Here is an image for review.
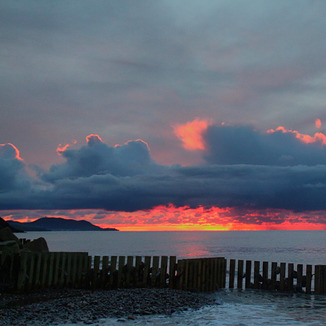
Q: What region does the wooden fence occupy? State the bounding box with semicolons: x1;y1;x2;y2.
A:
226;259;326;295
0;252;325;294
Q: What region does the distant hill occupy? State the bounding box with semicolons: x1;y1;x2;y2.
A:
6;217;119;232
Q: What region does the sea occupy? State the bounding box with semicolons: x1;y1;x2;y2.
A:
17;231;326;326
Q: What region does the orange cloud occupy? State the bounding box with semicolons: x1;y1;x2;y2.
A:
57;143;70;155
115;139;150;151
315;118;322;129
267;126;326;145
56;140;77;155
86;134;103;144
174;119;211;150
0;143;23;161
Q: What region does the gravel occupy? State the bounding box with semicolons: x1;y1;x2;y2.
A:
0;288;217;325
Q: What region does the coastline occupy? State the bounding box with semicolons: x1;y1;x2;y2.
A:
0;288;217;325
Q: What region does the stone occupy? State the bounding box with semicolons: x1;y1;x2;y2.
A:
0;227;19;243
0;240;20;254
22;237;49;252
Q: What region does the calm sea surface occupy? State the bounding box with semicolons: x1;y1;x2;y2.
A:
18;231;326;326
18;230;326;265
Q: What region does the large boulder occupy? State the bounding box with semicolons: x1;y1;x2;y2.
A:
0;240;20;255
22;237;49;252
0;217;22;233
0;227;20;255
0;227;19;243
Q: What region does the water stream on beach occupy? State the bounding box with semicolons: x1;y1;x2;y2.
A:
61;290;326;326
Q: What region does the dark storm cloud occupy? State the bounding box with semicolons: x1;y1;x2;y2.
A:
0;144;32;209
10;164;326;212
204;125;326;166
43;136;155;182
2;128;326;215
0;144;27;189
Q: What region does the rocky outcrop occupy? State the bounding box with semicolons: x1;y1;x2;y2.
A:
0;227;20;254
0;224;49;254
22;237;49;252
0;217;22;233
0;227;19;243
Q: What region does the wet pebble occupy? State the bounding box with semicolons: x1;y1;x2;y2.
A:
0;288;216;325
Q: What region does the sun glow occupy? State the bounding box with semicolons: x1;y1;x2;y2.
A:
69;205;326;231
4;205;326;231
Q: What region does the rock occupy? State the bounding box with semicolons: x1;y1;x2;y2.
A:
0;240;20;254
22;237;49;252
0;217;23;233
0;227;19;243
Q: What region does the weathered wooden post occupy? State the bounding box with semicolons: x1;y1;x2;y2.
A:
229;259;236;288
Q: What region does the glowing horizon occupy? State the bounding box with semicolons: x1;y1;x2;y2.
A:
4;205;326;231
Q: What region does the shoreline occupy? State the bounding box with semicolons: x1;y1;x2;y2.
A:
0;288;217;325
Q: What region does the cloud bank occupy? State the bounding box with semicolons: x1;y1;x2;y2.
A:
1;125;326;224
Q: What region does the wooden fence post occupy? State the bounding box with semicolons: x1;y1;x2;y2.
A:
41;253;49;288
237;260;244;289
17;253;28;291
306;264;312;294
118;256;125;288
222;258;227;289
297;264;303;291
65;253;72;287
245;260;252;289
47;253;54;288
152;256;159;287
53;253;61;287
160;256;168;288
101;256;109;288
125;256;133;287
288;263;294;291
229;259;235;289
262;261;268;289
253;261;260;289
271;262;277;290
135;256;142;287
26;253;35;291
279;263;286;291
143;256;151;287
177;259;185;290
169;256;177;289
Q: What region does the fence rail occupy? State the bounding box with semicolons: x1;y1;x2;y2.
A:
0;252;325;294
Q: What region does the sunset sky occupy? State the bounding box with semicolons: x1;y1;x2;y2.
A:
1;0;326;230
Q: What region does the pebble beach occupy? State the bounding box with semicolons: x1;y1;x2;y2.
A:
0;288;217;325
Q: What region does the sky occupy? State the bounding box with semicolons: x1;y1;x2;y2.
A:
1;0;326;230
